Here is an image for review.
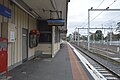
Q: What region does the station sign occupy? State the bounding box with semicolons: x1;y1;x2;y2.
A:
47;19;65;26
0;4;11;18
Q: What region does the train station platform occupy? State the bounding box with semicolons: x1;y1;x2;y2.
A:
7;42;92;80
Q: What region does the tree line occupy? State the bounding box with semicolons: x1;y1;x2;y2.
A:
67;30;120;41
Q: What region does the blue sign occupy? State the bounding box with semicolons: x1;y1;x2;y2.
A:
0;4;11;18
47;19;65;26
47;19;64;22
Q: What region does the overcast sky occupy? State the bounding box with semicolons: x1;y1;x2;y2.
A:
67;0;120;36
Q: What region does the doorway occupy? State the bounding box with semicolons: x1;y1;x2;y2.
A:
22;28;28;62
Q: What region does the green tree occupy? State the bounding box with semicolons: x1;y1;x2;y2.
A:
95;30;103;41
111;33;120;41
116;33;120;40
90;33;95;41
105;32;116;41
81;35;87;40
116;22;120;32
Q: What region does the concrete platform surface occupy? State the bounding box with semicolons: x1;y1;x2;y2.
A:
5;43;91;80
8;43;72;80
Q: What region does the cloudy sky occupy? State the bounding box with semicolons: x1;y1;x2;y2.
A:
67;0;120;36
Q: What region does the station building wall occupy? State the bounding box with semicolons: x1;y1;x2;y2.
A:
0;0;37;69
36;26;61;58
52;26;60;57
36;20;61;58
0;0;62;70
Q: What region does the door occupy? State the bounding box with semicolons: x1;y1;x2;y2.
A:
22;28;28;62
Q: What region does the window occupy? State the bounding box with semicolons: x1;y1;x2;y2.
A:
39;33;52;43
37;20;52;43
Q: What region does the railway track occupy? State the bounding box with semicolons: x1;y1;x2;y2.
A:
71;43;120;80
89;47;120;63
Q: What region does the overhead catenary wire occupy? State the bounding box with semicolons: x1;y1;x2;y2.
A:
81;0;117;28
108;0;117;7
81;10;105;28
78;0;105;28
90;0;117;22
90;13;120;34
96;0;105;9
90;10;104;22
96;14;120;26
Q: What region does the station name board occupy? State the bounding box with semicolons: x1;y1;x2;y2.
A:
0;4;11;18
47;19;65;26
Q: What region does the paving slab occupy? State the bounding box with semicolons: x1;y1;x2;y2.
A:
8;43;72;80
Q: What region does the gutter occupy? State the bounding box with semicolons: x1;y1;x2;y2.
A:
11;0;41;19
11;0;35;18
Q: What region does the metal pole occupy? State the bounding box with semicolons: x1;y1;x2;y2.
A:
87;8;120;49
110;33;112;44
102;24;103;44
71;34;72;42
77;28;80;46
93;33;95;48
110;26;112;45
88;9;90;50
75;28;76;42
104;28;105;44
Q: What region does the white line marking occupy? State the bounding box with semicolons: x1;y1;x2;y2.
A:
111;58;120;60
99;71;109;73
97;69;106;71
68;43;107;80
102;73;112;76
105;77;118;79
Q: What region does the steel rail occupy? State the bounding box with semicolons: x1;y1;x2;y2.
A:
72;43;120;79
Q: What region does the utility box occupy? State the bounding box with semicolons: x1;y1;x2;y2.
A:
0;38;8;76
1;22;16;42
